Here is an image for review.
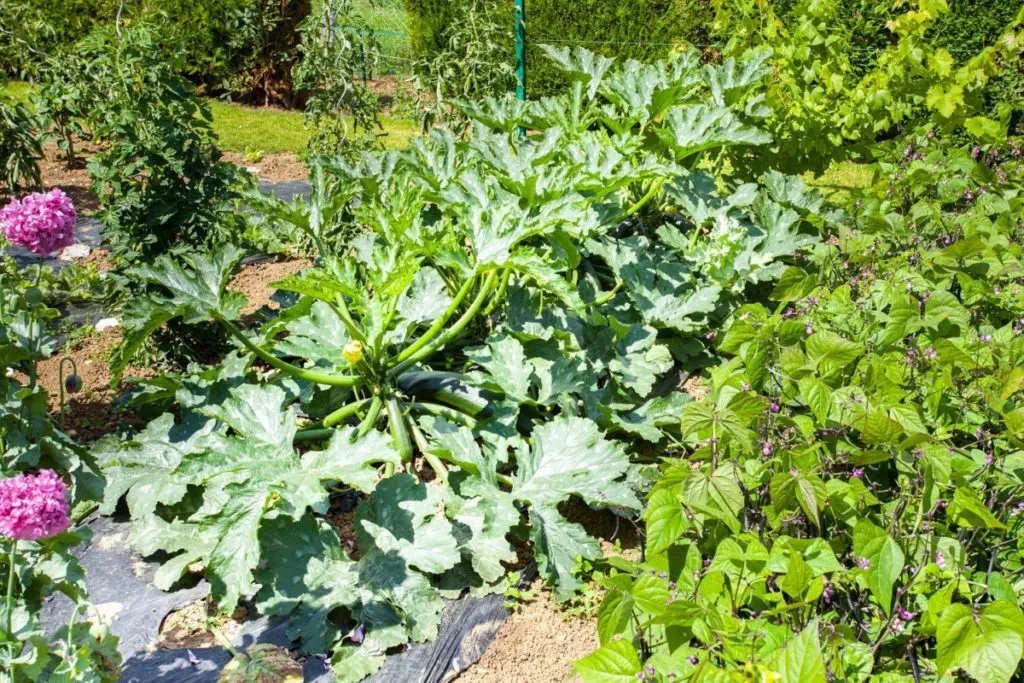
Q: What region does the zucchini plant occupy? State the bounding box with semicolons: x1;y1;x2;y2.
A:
99;45;829;681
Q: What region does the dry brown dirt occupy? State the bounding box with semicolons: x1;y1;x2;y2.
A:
36;144;100;214
457;583;597;683
221;151;309;182
32;143;309;206
229;258;310;315
26;329;150;442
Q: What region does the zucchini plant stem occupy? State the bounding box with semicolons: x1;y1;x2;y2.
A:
482;269;511;316
395;274;479;364
323;398;372;428
593;280;623;306
615;178;665;224
218;317;363;388
389;271;499;377
330;295;367;346
410;422;448;484
407;401;478;428
357;396;383;436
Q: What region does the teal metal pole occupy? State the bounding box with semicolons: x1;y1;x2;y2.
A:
515;0;526;101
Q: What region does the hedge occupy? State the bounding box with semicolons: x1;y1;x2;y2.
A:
406;0;1024;101
404;0;715;98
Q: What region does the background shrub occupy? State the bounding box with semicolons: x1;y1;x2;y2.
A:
0;0;310;104
81;24;248;261
405;0;715;98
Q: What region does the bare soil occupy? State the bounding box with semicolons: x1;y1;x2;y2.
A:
221;151;309;182
683;373;708;400
159;599;249;650
36;144;100;214
33;143;310;207
458;504;639;683
80;247;114;272
26;330;151;442
457;583;597;683
229;258;310;315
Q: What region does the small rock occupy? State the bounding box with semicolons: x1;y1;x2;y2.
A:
86;601;124;624
95;317;120;333
60;244;92;261
245;166;261;175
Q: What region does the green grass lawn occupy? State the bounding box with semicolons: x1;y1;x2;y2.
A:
206;99;419;154
2;80;419;154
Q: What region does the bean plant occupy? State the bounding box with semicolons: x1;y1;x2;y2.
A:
716;0;1024;174
575;137;1024;681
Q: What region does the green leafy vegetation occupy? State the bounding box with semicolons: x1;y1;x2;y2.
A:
575;107;1024;683
97;46;829;681
6;1;1024;681
0;80;418;155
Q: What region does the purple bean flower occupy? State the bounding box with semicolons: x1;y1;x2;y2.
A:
935;551;946;569
896;607;915;621
805;324;814;336
0;470;71;540
857;557;871;569
851;468;863;479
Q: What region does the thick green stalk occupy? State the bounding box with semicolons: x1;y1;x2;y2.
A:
593;280;623;306
615;178;665;224
323;398;372;428
387;398;414;463
410;421;448;484
357;396;383;436
218;317;363;388
407;401;478;429
6;542;15;647
482;269;511;317
389;271;499;377
293;428;336;443
330;295;367;346
395;274;479;364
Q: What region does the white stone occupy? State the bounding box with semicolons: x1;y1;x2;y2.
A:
245;166;261;175
59;244;91;261
95;317;120;333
